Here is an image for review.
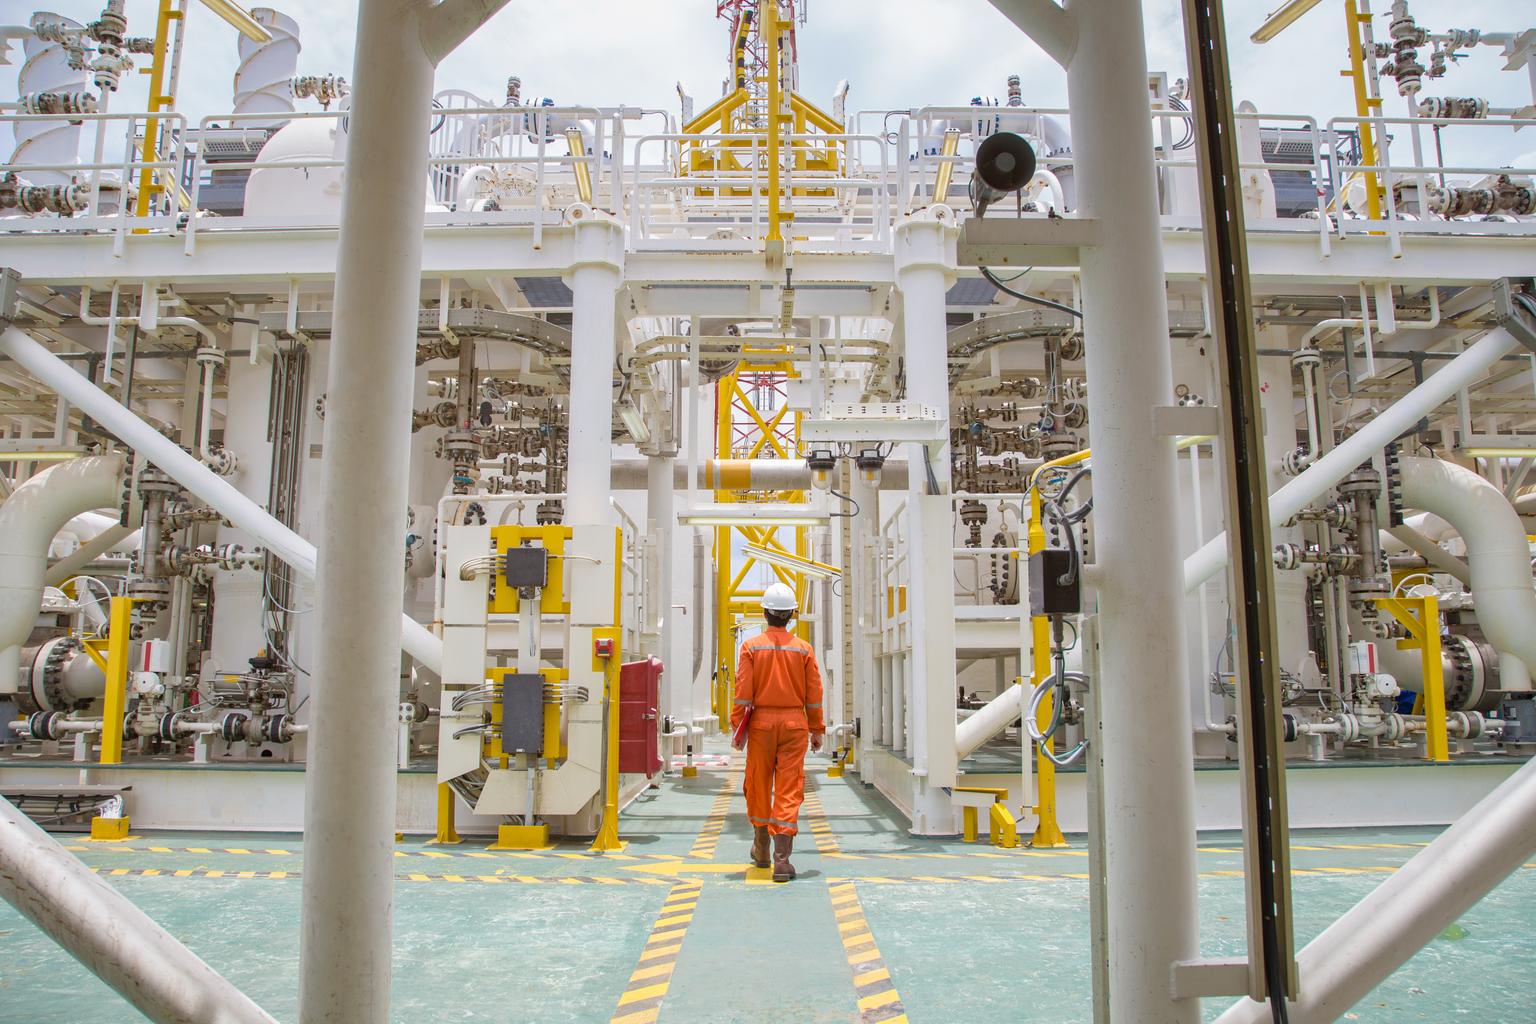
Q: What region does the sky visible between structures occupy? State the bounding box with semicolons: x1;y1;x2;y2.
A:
4;1;1533;179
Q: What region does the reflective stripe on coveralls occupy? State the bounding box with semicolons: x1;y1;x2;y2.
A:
732;626;826;836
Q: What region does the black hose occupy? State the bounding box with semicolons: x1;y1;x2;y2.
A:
981;267;1084;320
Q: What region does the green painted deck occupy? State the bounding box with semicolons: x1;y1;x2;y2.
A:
3;755;1533;1023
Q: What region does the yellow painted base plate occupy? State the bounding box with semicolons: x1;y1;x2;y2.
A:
827;765;844;779
89;816;130;841
681;765;699;778
489;824;554;851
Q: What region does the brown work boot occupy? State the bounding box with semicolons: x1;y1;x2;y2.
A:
772;833;796;882
750;825;770;868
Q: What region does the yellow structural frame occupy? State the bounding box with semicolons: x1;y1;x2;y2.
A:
678;1;842;221
97;596;138;765
1374;594;1449;762
710;356;813;732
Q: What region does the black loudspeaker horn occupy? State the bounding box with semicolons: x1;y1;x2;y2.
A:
969;131;1037;217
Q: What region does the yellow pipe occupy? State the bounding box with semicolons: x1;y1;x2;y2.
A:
1028;435;1213;492
99;597;136;765
588;527;625;852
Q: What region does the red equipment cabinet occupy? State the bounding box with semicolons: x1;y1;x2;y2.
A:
619;657;663;777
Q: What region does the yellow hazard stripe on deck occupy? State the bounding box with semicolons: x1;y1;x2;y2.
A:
828;880;909;1024
687;753;742;860
802;783;841;855
608;881;703;1024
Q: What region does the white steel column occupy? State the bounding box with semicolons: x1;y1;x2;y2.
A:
849;466;878;766
299;3;507;1023
987;0;1200;1017
895;211;959;834
564;212;625;526
1066;2;1201;1019
647;452;676;719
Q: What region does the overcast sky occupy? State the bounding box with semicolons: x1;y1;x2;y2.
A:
5;1;1532;168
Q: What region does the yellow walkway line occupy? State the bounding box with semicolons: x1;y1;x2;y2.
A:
608;881;703;1024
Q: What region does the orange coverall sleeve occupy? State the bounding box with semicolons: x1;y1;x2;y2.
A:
731;642;755;732
805;648;826;734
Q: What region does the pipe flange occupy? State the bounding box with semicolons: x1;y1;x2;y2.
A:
262;714;290;744
26;711;63;741
1337;466;1381;495
35;636;92;713
136;464;181;497
1290;347;1322;370
1444;636;1475;711
219;712;249;743
158;712;179;741
127;576;172;607
535;499;563;526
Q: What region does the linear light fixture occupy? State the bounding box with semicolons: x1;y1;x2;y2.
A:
678;504;830;528
566;128;593;205
1250;0;1325;43
0;450;83;461
1461;447;1536;458
618;401;649;445
197;0;274;43
742;543;842;580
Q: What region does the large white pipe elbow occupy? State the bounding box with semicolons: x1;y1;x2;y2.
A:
1397;456;1536;680
0;454;126;653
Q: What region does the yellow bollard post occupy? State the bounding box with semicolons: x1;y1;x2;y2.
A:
1028;491;1068;848
1417;595;1449;762
431;783;461;845
589;616;625;851
99;597;136;765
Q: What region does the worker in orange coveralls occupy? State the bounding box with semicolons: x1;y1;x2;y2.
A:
730;582;825;882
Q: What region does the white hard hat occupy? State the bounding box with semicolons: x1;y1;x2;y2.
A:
761;582;798;613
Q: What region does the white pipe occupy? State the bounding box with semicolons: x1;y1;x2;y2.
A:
1038;0;1202;1014
1396;456;1536;677
894;210;960;830
955;682;1024;760
298;1;505;1018
46;524;139;588
0;454;124;653
0;325;442;674
0;795;278;1024
1214;756;1536;1024
565;212;623;524
1185;326;1523;593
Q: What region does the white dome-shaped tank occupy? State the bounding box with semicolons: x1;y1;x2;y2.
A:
243;114;345;217
245;100;449;218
